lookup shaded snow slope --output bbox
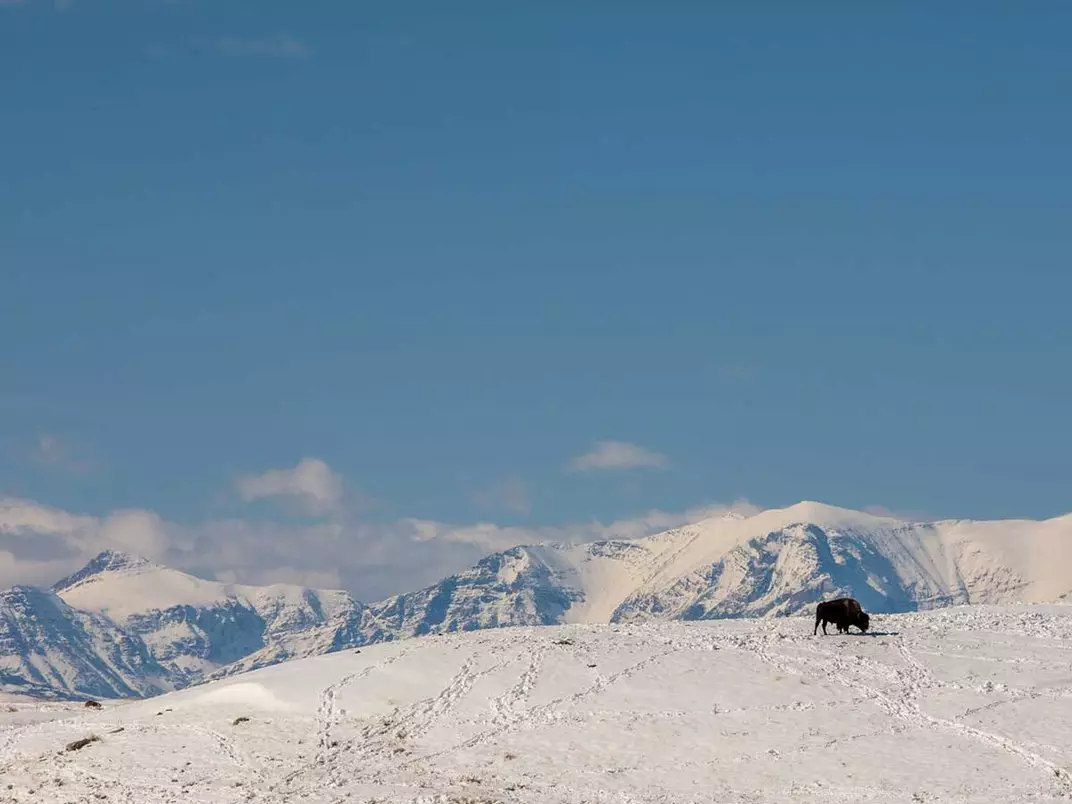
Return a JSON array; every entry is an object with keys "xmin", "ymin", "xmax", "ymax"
[
  {"xmin": 0, "ymin": 586, "xmax": 170, "ymax": 701},
  {"xmin": 375, "ymin": 501, "xmax": 1072, "ymax": 633},
  {"xmin": 4, "ymin": 502, "xmax": 1071, "ymax": 701},
  {"xmin": 612, "ymin": 501, "xmax": 1067, "ymax": 617},
  {"xmin": 55, "ymin": 549, "xmax": 368, "ymax": 683},
  {"xmin": 2, "ymin": 605, "xmax": 1071, "ymax": 803},
  {"xmin": 362, "ymin": 545, "xmax": 584, "ymax": 641}
]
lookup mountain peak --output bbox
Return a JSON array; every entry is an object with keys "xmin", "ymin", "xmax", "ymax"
[
  {"xmin": 774, "ymin": 500, "xmax": 900, "ymax": 526},
  {"xmin": 52, "ymin": 550, "xmax": 157, "ymax": 593}
]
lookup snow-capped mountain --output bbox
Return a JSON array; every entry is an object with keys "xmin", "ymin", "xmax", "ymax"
[
  {"xmin": 376, "ymin": 502, "xmax": 1072, "ymax": 633},
  {"xmin": 2, "ymin": 502, "xmax": 1070, "ymax": 700},
  {"xmin": 53, "ymin": 550, "xmax": 370, "ymax": 685},
  {"xmin": 1, "ymin": 551, "xmax": 375, "ymax": 699},
  {"xmin": 362, "ymin": 546, "xmax": 584, "ymax": 642},
  {"xmin": 0, "ymin": 585, "xmax": 170, "ymax": 700}
]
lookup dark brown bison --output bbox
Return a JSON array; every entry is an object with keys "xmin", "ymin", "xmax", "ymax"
[
  {"xmin": 83, "ymin": 700, "xmax": 102, "ymax": 709},
  {"xmin": 814, "ymin": 597, "xmax": 870, "ymax": 635}
]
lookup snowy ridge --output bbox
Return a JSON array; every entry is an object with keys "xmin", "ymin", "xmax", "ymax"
[
  {"xmin": 2, "ymin": 501, "xmax": 1071, "ymax": 701},
  {"xmin": 375, "ymin": 501, "xmax": 1071, "ymax": 635},
  {"xmin": 2, "ymin": 552, "xmax": 372, "ymax": 698},
  {"xmin": 52, "ymin": 549, "xmax": 156, "ymax": 593},
  {"xmin": 0, "ymin": 586, "xmax": 170, "ymax": 701},
  {"xmin": 361, "ymin": 546, "xmax": 584, "ymax": 643},
  {"xmin": 56, "ymin": 554, "xmax": 370, "ymax": 686},
  {"xmin": 3, "ymin": 605, "xmax": 1072, "ymax": 802}
]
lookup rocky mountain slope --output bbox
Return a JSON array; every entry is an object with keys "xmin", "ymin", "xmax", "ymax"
[
  {"xmin": 2, "ymin": 501, "xmax": 1070, "ymax": 699},
  {"xmin": 373, "ymin": 502, "xmax": 1072, "ymax": 634},
  {"xmin": 54, "ymin": 550, "xmax": 370, "ymax": 686},
  {"xmin": 0, "ymin": 585, "xmax": 170, "ymax": 700}
]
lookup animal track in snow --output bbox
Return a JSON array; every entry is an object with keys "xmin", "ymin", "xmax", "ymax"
[{"xmin": 5, "ymin": 605, "xmax": 1072, "ymax": 803}]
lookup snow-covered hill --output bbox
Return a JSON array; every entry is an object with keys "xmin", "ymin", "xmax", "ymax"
[
  {"xmin": 3, "ymin": 605, "xmax": 1071, "ymax": 803},
  {"xmin": 2, "ymin": 502, "xmax": 1071, "ymax": 701}
]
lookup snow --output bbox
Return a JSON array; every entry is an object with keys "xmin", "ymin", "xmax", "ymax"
[
  {"xmin": 6, "ymin": 503, "xmax": 1072, "ymax": 702},
  {"xmin": 3, "ymin": 604, "xmax": 1071, "ymax": 803},
  {"xmin": 0, "ymin": 586, "xmax": 172, "ymax": 701},
  {"xmin": 583, "ymin": 501, "xmax": 1072, "ymax": 620},
  {"xmin": 11, "ymin": 551, "xmax": 368, "ymax": 696},
  {"xmin": 56, "ymin": 556, "xmax": 351, "ymax": 624},
  {"xmin": 539, "ymin": 542, "xmax": 664, "ymax": 625},
  {"xmin": 60, "ymin": 566, "xmax": 239, "ymax": 620}
]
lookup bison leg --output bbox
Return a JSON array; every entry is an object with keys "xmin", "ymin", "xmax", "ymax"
[{"xmin": 814, "ymin": 612, "xmax": 821, "ymax": 635}]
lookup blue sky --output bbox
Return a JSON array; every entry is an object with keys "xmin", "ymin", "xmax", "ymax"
[{"xmin": 2, "ymin": 2, "xmax": 1070, "ymax": 596}]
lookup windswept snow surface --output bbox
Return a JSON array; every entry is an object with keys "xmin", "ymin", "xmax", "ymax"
[{"xmin": 3, "ymin": 605, "xmax": 1072, "ymax": 803}]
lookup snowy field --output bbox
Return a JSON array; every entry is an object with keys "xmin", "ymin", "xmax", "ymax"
[{"xmin": 3, "ymin": 605, "xmax": 1072, "ymax": 803}]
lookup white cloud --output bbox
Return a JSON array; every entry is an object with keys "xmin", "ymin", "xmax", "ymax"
[
  {"xmin": 570, "ymin": 440, "xmax": 669, "ymax": 472},
  {"xmin": 212, "ymin": 33, "xmax": 310, "ymax": 59},
  {"xmin": 471, "ymin": 477, "xmax": 532, "ymax": 516},
  {"xmin": 0, "ymin": 550, "xmax": 62, "ymax": 588},
  {"xmin": 253, "ymin": 566, "xmax": 343, "ymax": 590},
  {"xmin": 404, "ymin": 500, "xmax": 760, "ymax": 554},
  {"xmin": 0, "ymin": 497, "xmax": 173, "ymax": 588},
  {"xmin": 0, "ymin": 494, "xmax": 759, "ymax": 602},
  {"xmin": 0, "ymin": 498, "xmax": 96, "ymax": 536},
  {"xmin": 98, "ymin": 510, "xmax": 170, "ymax": 556},
  {"xmin": 863, "ymin": 505, "xmax": 932, "ymax": 522},
  {"xmin": 236, "ymin": 457, "xmax": 344, "ymax": 516}
]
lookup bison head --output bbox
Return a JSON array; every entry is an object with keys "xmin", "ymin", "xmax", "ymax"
[{"xmin": 857, "ymin": 612, "xmax": 870, "ymax": 632}]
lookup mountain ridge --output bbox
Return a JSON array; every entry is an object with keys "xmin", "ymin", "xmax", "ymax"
[
  {"xmin": 3, "ymin": 501, "xmax": 1070, "ymax": 700},
  {"xmin": 52, "ymin": 549, "xmax": 160, "ymax": 594}
]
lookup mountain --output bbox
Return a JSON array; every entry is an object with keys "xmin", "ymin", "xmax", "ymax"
[
  {"xmin": 375, "ymin": 502, "xmax": 1072, "ymax": 633},
  {"xmin": 0, "ymin": 585, "xmax": 170, "ymax": 700},
  {"xmin": 2, "ymin": 502, "xmax": 1071, "ymax": 700},
  {"xmin": 53, "ymin": 550, "xmax": 371, "ymax": 684}
]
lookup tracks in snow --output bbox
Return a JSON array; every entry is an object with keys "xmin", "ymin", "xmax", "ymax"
[
  {"xmin": 6, "ymin": 609, "xmax": 1072, "ymax": 803},
  {"xmin": 289, "ymin": 620, "xmax": 1072, "ymax": 798},
  {"xmin": 403, "ymin": 633, "xmax": 679, "ymax": 770},
  {"xmin": 747, "ymin": 624, "xmax": 1072, "ymax": 795},
  {"xmin": 280, "ymin": 643, "xmax": 415, "ymax": 790}
]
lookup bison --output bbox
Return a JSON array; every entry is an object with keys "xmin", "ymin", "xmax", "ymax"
[
  {"xmin": 83, "ymin": 700, "xmax": 102, "ymax": 709},
  {"xmin": 814, "ymin": 597, "xmax": 870, "ymax": 635}
]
